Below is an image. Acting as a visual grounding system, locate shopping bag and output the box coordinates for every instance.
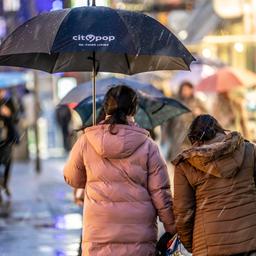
[166,234,192,256]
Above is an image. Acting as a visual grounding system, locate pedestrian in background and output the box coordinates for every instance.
[213,90,251,140]
[177,81,206,116]
[64,85,175,256]
[55,105,72,152]
[162,81,206,161]
[0,89,20,202]
[172,114,256,256]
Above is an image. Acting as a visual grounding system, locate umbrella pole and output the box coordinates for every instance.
[33,71,41,174]
[92,51,97,125]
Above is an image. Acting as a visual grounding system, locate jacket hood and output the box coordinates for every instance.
[84,124,149,159]
[172,132,245,178]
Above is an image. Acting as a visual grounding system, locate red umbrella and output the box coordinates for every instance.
[196,67,256,93]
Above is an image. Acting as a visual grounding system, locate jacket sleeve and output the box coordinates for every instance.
[173,163,195,252]
[148,142,176,234]
[63,135,87,188]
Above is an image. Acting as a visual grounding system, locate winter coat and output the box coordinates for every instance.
[172,132,256,256]
[64,124,175,256]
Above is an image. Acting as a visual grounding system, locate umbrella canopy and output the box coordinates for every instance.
[0,6,195,74]
[170,63,217,92]
[170,55,226,92]
[0,72,29,88]
[0,5,194,125]
[196,67,256,93]
[60,76,163,105]
[75,90,190,130]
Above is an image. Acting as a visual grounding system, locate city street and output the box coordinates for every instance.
[0,0,256,255]
[0,158,82,256]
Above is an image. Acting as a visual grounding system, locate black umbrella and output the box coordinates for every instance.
[0,5,195,124]
[75,91,190,130]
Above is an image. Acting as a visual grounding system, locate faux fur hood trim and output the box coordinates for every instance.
[172,132,245,178]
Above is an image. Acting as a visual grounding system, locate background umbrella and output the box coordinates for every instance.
[170,63,217,92]
[60,76,163,105]
[75,90,190,130]
[0,5,194,124]
[170,55,226,92]
[196,67,256,93]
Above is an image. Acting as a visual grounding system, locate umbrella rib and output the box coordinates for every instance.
[152,103,165,114]
[170,57,190,70]
[50,52,60,73]
[49,9,72,51]
[124,54,131,74]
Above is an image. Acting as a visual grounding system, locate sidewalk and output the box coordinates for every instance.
[0,156,176,256]
[0,158,82,256]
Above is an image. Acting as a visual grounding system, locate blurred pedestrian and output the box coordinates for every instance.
[212,92,235,131]
[64,85,175,256]
[22,89,37,128]
[0,89,20,201]
[177,81,206,116]
[55,105,72,152]
[172,114,256,256]
[213,90,251,140]
[161,81,207,161]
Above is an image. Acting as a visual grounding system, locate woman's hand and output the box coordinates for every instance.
[73,188,84,207]
[164,224,176,236]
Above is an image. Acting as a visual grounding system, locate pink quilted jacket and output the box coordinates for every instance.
[64,124,175,256]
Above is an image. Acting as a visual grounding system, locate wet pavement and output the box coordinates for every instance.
[0,158,82,256]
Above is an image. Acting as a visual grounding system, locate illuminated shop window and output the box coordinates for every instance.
[3,0,20,12]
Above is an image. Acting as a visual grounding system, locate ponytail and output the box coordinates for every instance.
[102,85,138,134]
[105,109,128,134]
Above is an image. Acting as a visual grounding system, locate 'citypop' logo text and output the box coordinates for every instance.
[72,34,115,43]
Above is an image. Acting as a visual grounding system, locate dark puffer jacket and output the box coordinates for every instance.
[172,132,256,256]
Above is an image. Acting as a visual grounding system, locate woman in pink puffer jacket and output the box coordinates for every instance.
[64,85,175,256]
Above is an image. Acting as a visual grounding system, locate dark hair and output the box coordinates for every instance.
[188,114,226,144]
[178,81,194,98]
[103,85,138,134]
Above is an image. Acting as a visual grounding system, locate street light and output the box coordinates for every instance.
[213,0,243,19]
[178,30,188,40]
[202,48,212,58]
[234,42,245,53]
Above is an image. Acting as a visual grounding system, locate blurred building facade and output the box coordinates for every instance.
[167,0,256,71]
